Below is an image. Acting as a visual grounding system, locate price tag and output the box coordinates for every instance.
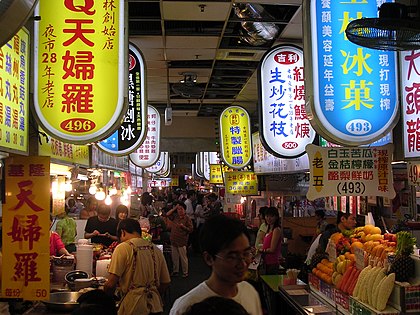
[326,239,337,262]
[408,162,420,186]
[354,247,365,270]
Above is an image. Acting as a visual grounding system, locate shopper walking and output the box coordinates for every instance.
[166,201,193,277]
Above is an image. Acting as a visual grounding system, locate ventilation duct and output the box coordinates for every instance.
[233,3,279,46]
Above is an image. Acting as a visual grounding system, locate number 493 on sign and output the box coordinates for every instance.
[408,162,420,186]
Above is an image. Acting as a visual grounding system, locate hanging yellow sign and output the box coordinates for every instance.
[210,164,224,184]
[38,128,89,165]
[219,106,252,169]
[3,156,51,300]
[33,0,127,144]
[224,171,258,195]
[170,176,179,187]
[0,28,30,153]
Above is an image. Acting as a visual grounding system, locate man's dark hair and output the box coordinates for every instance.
[173,200,187,210]
[315,209,325,218]
[199,215,250,256]
[183,296,249,315]
[258,206,268,217]
[117,218,142,238]
[187,190,196,198]
[337,211,351,225]
[97,204,111,216]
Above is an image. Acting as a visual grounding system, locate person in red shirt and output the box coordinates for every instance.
[50,231,71,256]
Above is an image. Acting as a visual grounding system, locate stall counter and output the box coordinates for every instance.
[260,275,342,315]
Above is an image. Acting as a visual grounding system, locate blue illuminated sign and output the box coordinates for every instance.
[304,0,399,146]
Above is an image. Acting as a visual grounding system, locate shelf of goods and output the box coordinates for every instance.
[308,226,420,314]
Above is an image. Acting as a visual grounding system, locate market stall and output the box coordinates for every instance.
[304,225,420,314]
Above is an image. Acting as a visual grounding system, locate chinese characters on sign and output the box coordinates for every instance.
[38,128,89,166]
[252,132,309,174]
[146,152,168,173]
[34,0,127,144]
[210,164,224,184]
[219,106,252,169]
[224,171,258,195]
[401,50,420,158]
[3,156,50,300]
[129,105,161,168]
[0,28,29,153]
[258,45,315,157]
[98,43,147,155]
[306,144,395,200]
[303,0,398,145]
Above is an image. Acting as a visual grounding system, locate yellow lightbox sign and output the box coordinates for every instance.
[224,171,258,195]
[3,156,51,300]
[33,0,127,144]
[170,176,179,187]
[210,164,224,184]
[219,106,252,169]
[38,128,89,166]
[0,28,30,153]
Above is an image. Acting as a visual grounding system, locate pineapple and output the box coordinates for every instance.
[389,231,416,282]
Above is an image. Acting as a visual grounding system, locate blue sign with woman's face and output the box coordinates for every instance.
[303,0,399,146]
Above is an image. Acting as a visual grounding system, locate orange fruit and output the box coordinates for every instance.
[350,241,363,253]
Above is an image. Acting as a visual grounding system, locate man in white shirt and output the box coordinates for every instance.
[170,215,263,315]
[184,190,196,223]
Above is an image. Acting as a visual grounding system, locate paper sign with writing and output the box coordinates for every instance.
[306,144,395,200]
[3,156,50,300]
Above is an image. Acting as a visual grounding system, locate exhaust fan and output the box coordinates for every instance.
[233,3,279,46]
[171,72,203,99]
[345,1,420,51]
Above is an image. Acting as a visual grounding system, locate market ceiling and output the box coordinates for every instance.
[127,0,302,157]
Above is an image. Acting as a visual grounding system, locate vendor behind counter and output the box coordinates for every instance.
[283,215,336,257]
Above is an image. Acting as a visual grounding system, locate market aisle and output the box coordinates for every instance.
[163,251,211,315]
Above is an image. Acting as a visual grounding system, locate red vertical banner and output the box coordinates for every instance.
[2,156,51,300]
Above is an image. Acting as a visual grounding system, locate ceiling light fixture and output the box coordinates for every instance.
[199,4,206,13]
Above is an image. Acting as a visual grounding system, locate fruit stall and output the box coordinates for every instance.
[306,225,420,314]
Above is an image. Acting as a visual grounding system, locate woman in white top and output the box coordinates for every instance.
[254,206,268,250]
